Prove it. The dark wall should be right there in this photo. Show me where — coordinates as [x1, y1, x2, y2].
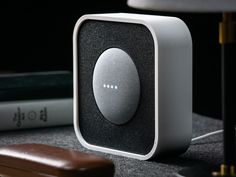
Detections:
[0, 1, 129, 72]
[0, 1, 223, 119]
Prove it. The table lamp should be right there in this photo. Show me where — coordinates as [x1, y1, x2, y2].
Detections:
[127, 0, 236, 176]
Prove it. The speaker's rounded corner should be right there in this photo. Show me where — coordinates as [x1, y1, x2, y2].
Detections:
[140, 135, 160, 160]
[73, 15, 91, 49]
[173, 17, 192, 41]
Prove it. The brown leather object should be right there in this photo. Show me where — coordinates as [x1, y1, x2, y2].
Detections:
[0, 143, 115, 177]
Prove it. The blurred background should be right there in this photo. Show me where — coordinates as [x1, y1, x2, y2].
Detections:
[0, 0, 223, 119]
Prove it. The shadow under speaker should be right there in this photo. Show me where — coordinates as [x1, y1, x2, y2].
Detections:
[73, 13, 192, 160]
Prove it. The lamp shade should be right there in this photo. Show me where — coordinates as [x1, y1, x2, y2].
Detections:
[127, 0, 236, 12]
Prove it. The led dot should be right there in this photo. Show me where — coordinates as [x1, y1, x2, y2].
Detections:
[107, 85, 110, 88]
[103, 84, 106, 88]
[115, 86, 118, 89]
[111, 85, 114, 89]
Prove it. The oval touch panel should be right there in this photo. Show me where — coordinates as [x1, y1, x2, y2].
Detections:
[93, 48, 140, 125]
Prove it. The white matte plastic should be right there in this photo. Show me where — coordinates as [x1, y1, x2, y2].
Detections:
[73, 13, 192, 160]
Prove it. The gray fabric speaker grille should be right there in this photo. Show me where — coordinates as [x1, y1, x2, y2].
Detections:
[78, 20, 155, 155]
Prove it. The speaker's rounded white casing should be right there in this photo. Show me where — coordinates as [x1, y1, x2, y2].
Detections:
[73, 13, 192, 160]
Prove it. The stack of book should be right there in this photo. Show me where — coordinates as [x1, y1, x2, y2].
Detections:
[0, 71, 73, 131]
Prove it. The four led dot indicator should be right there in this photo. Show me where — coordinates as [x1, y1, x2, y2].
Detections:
[103, 84, 118, 89]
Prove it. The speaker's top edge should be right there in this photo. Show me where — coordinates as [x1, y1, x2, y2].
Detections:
[73, 12, 185, 35]
[73, 13, 191, 52]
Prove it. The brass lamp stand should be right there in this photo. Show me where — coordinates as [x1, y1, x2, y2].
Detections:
[212, 12, 235, 177]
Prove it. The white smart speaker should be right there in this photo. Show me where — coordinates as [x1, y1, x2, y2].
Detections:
[73, 13, 192, 160]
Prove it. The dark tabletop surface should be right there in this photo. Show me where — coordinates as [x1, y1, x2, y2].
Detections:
[0, 113, 224, 177]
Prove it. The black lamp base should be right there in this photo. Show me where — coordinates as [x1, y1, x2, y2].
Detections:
[176, 165, 218, 177]
[176, 164, 236, 177]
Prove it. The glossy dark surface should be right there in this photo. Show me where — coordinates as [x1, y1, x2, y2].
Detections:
[0, 143, 114, 177]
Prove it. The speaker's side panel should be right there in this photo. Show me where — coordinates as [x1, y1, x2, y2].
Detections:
[152, 18, 192, 154]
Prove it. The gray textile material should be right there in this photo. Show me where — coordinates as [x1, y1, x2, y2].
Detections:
[0, 114, 224, 177]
